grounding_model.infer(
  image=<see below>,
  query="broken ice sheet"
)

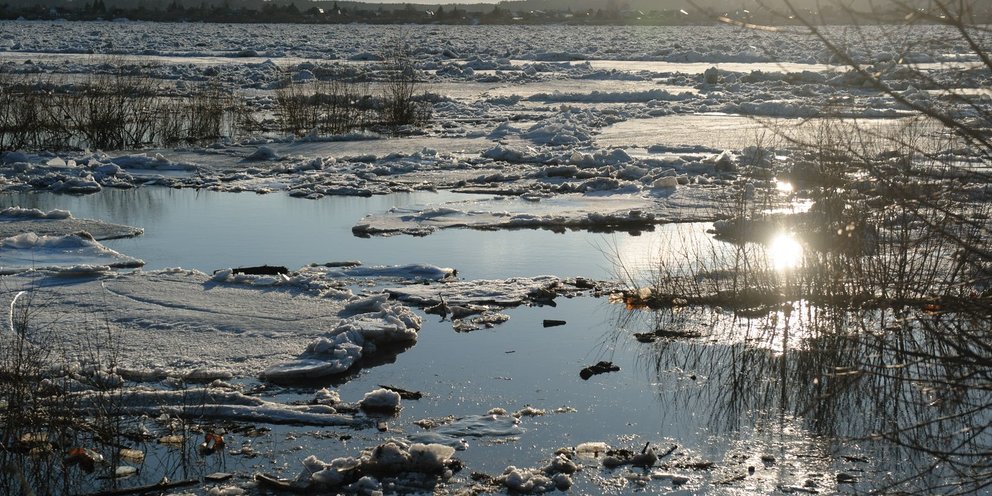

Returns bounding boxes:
[71,388,365,427]
[353,189,725,237]
[0,232,144,274]
[411,413,524,449]
[262,295,422,384]
[386,275,565,308]
[0,207,143,240]
[1,269,363,378]
[306,263,456,282]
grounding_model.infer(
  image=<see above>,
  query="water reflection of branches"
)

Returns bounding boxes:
[611,296,992,492]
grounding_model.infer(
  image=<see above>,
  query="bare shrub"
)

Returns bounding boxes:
[157,80,255,146]
[381,46,432,129]
[275,76,378,136]
[0,61,257,151]
[274,46,431,137]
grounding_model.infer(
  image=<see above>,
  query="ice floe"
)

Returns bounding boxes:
[0,232,144,273]
[70,387,366,427]
[0,207,143,240]
[354,189,725,237]
[261,291,422,383]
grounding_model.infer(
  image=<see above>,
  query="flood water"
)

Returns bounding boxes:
[0,186,917,493]
[0,187,711,281]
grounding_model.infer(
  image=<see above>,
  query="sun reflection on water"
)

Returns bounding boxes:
[768,232,804,271]
[775,178,794,193]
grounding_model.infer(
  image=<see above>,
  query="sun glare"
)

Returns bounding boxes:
[775,179,794,193]
[768,232,804,271]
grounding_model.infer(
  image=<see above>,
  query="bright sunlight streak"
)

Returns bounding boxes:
[768,232,804,271]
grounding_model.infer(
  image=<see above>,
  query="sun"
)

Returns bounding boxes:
[768,232,804,271]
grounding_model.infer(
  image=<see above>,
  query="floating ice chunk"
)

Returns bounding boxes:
[72,388,364,426]
[0,232,144,273]
[408,443,456,473]
[500,466,556,493]
[0,207,72,220]
[523,114,592,145]
[514,406,545,417]
[433,413,523,438]
[262,343,362,382]
[344,476,380,494]
[576,441,610,457]
[343,294,390,314]
[304,455,362,487]
[109,153,185,170]
[207,486,245,496]
[314,388,341,405]
[183,368,233,381]
[488,121,522,138]
[334,309,420,344]
[529,88,697,103]
[50,264,114,278]
[388,276,561,309]
[263,299,420,382]
[323,263,455,282]
[407,432,469,451]
[51,175,102,194]
[360,388,402,412]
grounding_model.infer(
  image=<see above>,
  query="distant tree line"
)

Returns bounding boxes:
[0,0,990,24]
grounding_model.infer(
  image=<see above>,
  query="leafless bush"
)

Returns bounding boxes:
[274,47,431,137]
[0,62,257,151]
[381,46,432,129]
[157,80,256,146]
[275,76,377,136]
